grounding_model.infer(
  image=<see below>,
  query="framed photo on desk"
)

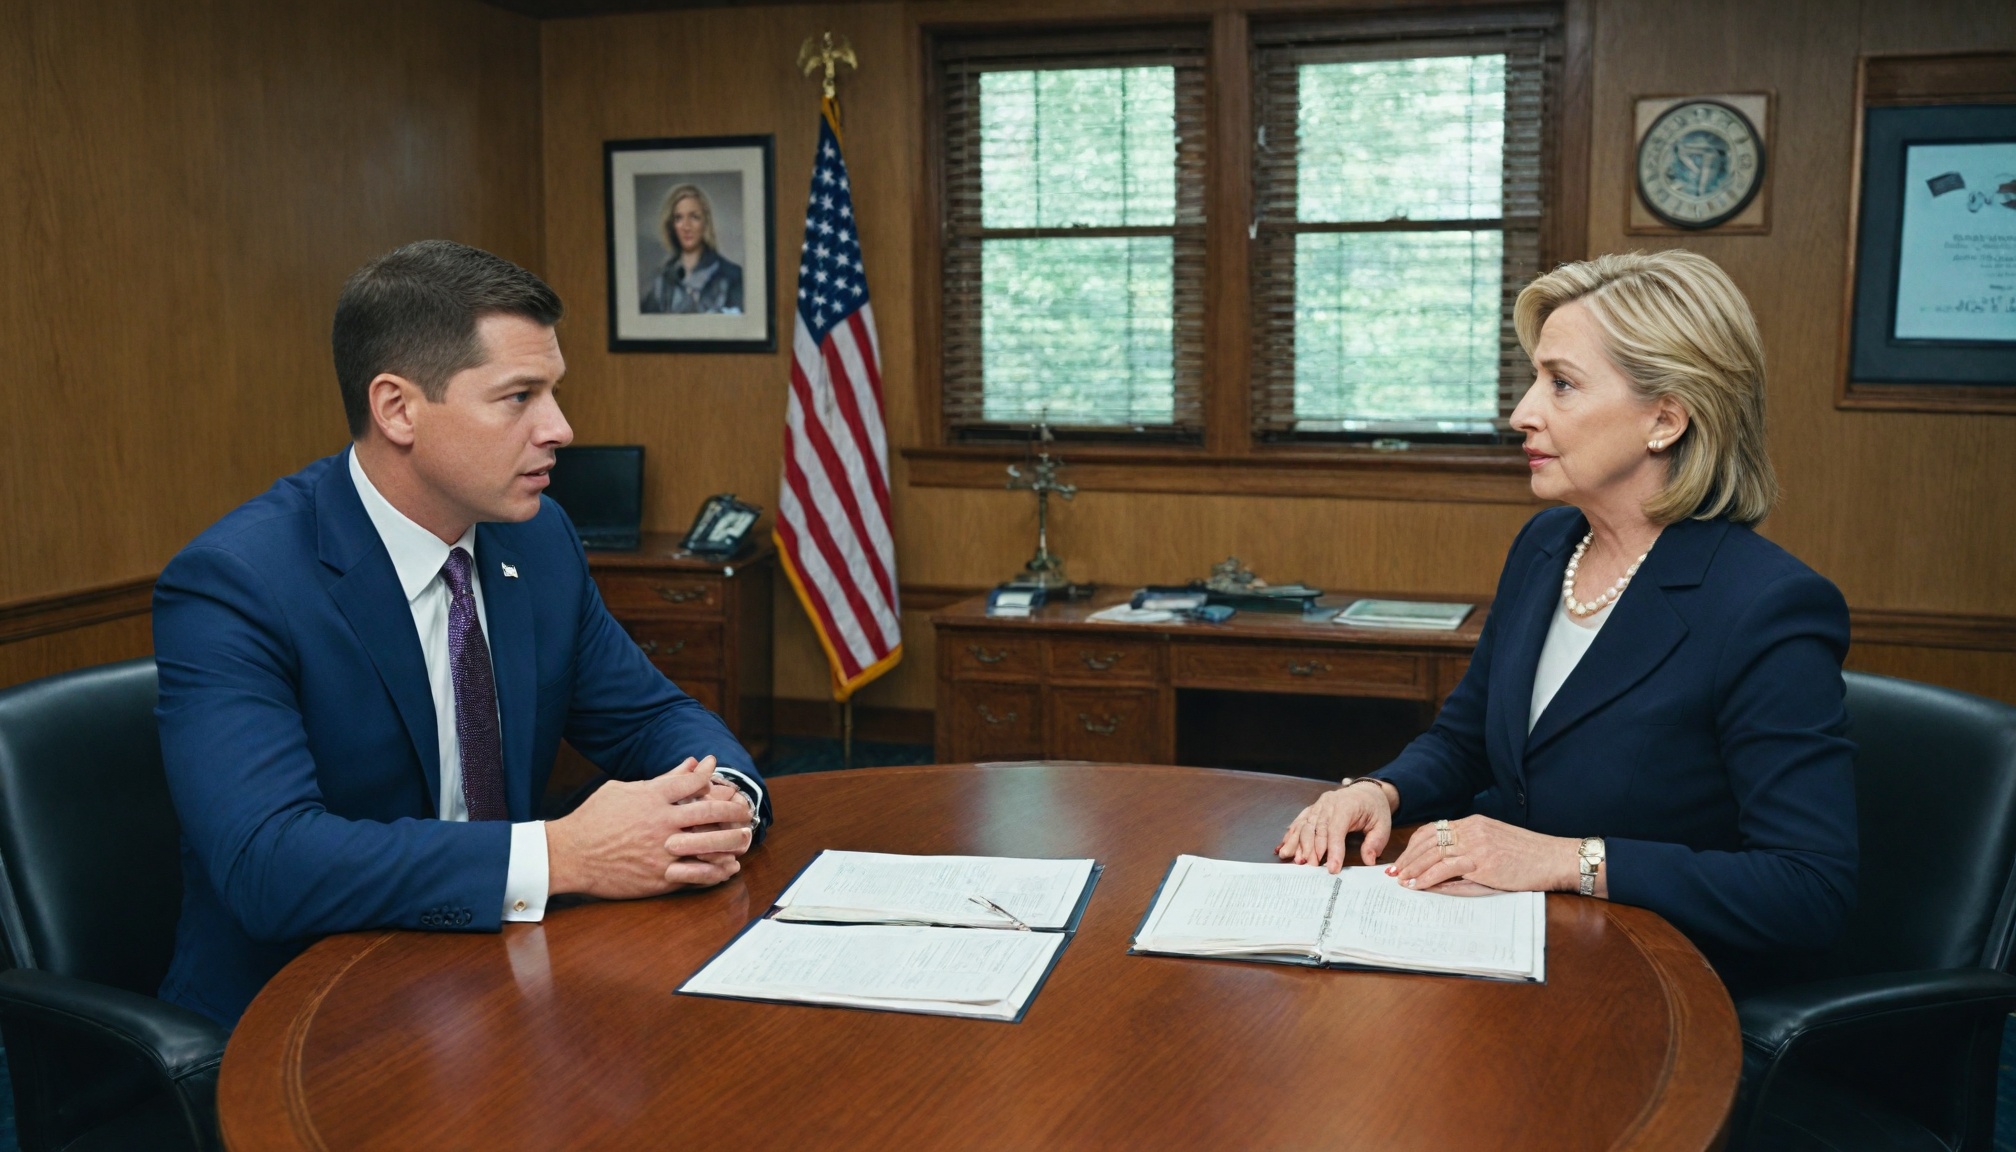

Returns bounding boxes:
[1839,53,2016,414]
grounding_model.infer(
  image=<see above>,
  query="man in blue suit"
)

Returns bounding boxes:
[153,241,765,1027]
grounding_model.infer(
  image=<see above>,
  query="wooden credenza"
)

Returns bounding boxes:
[931,590,1485,766]
[585,533,774,756]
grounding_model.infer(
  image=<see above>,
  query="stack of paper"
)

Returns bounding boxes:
[680,851,1099,1021]
[1131,855,1544,983]
[681,921,1066,1020]
[1333,599,1475,630]
[771,851,1096,930]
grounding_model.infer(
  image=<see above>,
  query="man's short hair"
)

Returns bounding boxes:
[332,240,563,437]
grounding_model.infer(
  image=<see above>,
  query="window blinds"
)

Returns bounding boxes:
[937,30,1208,437]
[1250,12,1558,441]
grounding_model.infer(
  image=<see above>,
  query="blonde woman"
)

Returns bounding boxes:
[641,183,744,315]
[1279,250,1855,996]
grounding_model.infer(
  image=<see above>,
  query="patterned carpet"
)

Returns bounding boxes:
[761,735,939,777]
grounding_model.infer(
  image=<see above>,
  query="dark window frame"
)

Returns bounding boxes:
[907,4,1592,504]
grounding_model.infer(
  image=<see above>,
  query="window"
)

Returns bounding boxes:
[1251,17,1555,442]
[919,10,1579,493]
[936,32,1207,438]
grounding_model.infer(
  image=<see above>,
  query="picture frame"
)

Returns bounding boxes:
[1626,92,1773,235]
[1838,54,2016,414]
[605,135,776,353]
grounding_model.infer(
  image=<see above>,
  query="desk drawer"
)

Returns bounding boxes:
[625,620,722,677]
[1043,638,1161,683]
[945,633,1042,680]
[675,678,723,714]
[948,683,1042,761]
[598,573,723,618]
[1046,688,1161,764]
[1172,644,1428,699]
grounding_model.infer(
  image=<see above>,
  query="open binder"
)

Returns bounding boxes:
[1129,855,1546,983]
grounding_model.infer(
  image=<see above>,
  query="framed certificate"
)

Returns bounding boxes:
[1839,54,2016,413]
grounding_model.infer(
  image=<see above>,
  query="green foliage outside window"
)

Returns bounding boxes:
[978,67,1178,425]
[1292,55,1507,430]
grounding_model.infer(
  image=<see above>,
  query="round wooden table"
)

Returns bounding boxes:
[219,764,1740,1150]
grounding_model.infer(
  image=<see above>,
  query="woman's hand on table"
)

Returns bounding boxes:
[1277,779,1397,871]
[1388,815,1595,897]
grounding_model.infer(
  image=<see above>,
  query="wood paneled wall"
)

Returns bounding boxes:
[0,0,543,687]
[7,0,2012,712]
[539,0,2016,710]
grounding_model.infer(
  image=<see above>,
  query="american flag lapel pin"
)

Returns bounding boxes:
[501,563,519,579]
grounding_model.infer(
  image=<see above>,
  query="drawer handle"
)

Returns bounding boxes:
[978,705,1018,726]
[655,585,709,604]
[1079,651,1124,671]
[968,645,1011,665]
[638,639,687,657]
[1288,660,1330,677]
[1079,713,1120,736]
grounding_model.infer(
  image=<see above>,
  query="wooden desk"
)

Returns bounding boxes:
[585,533,773,755]
[932,591,1486,766]
[219,764,1738,1151]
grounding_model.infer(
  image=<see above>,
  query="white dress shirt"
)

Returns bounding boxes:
[350,450,552,921]
[347,450,764,921]
[1529,595,1612,734]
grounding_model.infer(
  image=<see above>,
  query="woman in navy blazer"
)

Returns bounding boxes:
[1279,251,1857,991]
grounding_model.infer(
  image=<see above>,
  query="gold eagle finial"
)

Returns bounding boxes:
[798,32,858,101]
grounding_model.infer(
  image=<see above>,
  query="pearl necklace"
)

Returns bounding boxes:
[1562,530,1650,617]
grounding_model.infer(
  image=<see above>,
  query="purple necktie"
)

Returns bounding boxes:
[442,547,508,822]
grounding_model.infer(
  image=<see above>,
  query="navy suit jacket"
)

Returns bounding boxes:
[153,451,762,1027]
[1372,507,1857,982]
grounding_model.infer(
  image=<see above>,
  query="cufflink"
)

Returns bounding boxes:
[513,899,528,913]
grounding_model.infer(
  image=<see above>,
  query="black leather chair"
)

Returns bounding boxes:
[0,658,224,1152]
[1732,671,2016,1152]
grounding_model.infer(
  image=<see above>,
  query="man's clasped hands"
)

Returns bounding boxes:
[545,755,759,900]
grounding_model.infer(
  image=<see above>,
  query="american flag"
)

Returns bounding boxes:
[775,111,902,699]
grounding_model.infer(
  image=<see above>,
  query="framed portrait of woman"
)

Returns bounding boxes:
[604,135,776,353]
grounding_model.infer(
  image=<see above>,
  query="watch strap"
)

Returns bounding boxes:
[1577,836,1605,897]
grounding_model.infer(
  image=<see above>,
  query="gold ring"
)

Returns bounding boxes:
[1435,818,1454,848]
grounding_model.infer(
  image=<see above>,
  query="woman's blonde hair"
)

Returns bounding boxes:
[657,184,718,255]
[1513,250,1778,525]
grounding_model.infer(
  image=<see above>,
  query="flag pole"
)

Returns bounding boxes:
[785,29,897,755]
[842,699,855,770]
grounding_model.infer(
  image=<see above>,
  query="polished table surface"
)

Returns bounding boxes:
[219,764,1740,1151]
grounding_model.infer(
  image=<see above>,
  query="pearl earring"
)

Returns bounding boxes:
[1649,439,1664,451]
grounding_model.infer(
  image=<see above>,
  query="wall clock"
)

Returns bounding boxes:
[1634,99,1767,230]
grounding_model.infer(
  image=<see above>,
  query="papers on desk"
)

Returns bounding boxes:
[680,921,1067,1021]
[772,851,1097,930]
[1131,856,1545,983]
[1333,599,1474,630]
[1086,604,1178,625]
[680,851,1100,1021]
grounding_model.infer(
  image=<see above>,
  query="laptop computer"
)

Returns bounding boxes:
[545,445,644,551]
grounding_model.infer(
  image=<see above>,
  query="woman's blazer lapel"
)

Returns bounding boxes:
[1523,517,1730,755]
[1490,511,1581,788]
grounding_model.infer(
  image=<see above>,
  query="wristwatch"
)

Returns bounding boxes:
[1577,837,1606,896]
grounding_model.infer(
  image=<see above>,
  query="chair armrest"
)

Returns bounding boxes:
[1738,967,2016,1061]
[0,967,227,1084]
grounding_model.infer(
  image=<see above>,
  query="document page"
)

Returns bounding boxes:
[771,851,1096,930]
[680,920,1066,1021]
[1319,867,1544,982]
[1132,856,1336,959]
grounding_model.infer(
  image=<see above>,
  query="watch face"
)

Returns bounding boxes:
[1636,100,1765,229]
